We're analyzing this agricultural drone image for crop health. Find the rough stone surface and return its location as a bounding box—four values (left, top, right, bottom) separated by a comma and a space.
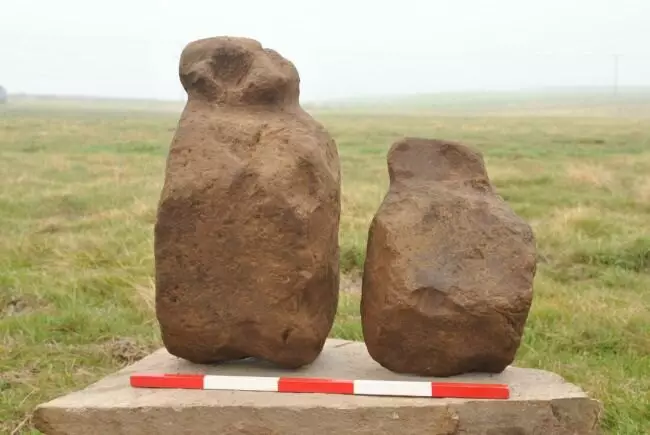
361, 138, 537, 377
154, 37, 341, 368
33, 339, 602, 435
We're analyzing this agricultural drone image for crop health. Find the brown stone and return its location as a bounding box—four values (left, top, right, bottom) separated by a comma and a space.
154, 36, 341, 368
32, 339, 603, 435
361, 138, 537, 377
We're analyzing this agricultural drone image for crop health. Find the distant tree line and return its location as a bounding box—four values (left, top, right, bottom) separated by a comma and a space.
0, 85, 6, 103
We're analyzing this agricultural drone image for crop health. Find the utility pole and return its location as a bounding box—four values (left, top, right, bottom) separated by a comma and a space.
612, 54, 620, 99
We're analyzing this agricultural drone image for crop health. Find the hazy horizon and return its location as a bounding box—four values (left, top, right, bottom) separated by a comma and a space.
3, 0, 650, 102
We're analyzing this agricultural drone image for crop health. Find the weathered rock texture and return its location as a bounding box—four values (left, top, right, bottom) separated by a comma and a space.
361, 138, 537, 376
154, 36, 341, 368
33, 340, 603, 435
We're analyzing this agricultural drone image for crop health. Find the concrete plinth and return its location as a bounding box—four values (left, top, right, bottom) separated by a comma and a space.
34, 339, 602, 435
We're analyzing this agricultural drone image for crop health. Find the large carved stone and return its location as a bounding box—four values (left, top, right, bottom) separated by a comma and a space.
154, 37, 341, 368
361, 138, 537, 376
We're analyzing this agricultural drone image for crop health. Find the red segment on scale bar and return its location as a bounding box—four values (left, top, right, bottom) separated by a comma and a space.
431, 382, 510, 399
278, 377, 355, 395
130, 373, 205, 390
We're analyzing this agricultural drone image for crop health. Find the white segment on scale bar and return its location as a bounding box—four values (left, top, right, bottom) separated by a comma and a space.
353, 380, 432, 397
203, 375, 280, 392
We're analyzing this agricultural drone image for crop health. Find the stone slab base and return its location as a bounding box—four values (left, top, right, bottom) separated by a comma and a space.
34, 339, 602, 434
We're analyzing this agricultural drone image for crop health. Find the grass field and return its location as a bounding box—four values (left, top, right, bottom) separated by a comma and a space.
1, 95, 649, 434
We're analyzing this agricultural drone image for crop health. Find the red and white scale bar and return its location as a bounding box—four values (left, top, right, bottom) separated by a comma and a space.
130, 373, 509, 399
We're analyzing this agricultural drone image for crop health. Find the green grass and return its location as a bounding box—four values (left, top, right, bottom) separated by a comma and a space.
1, 98, 649, 434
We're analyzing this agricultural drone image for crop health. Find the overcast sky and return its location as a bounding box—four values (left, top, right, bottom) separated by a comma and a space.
2, 0, 649, 102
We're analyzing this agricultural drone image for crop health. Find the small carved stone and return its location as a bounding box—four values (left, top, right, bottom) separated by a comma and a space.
361, 137, 537, 376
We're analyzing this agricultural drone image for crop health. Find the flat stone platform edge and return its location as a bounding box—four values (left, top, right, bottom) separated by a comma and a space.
33, 339, 603, 435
